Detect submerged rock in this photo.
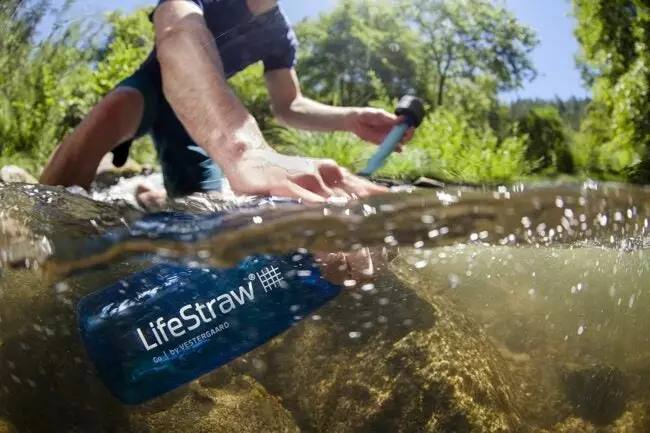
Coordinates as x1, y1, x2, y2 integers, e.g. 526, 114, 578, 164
129, 373, 299, 433
232, 272, 523, 432
0, 420, 17, 433
560, 363, 629, 426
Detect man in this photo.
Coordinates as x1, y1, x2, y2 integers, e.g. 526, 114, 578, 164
40, 0, 413, 204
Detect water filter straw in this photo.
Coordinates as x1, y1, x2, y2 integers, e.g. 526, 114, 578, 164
75, 204, 342, 405
359, 95, 426, 177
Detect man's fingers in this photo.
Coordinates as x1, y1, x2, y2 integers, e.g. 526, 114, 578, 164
317, 159, 344, 184
401, 127, 415, 143
270, 181, 327, 203
334, 168, 389, 198
290, 172, 334, 198
347, 170, 390, 194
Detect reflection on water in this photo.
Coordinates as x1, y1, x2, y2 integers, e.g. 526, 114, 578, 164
0, 179, 649, 432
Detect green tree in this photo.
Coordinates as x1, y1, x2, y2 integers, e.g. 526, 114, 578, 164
294, 0, 420, 107
0, 0, 100, 169
572, 0, 650, 179
401, 0, 539, 107
515, 106, 574, 174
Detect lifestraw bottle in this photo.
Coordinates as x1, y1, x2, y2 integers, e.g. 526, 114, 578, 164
75, 209, 343, 405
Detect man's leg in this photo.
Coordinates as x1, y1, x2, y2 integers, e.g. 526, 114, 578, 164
39, 88, 145, 189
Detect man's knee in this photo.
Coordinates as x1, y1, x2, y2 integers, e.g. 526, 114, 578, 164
91, 88, 145, 144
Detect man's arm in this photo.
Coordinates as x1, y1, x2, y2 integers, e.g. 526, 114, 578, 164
265, 68, 413, 147
265, 68, 357, 132
153, 0, 269, 166
151, 0, 388, 202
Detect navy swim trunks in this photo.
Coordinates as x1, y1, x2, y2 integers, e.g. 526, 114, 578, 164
114, 0, 298, 197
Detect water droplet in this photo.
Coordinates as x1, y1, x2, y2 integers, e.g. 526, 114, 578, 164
361, 283, 375, 292
311, 315, 322, 321
54, 283, 69, 293
577, 326, 585, 336
344, 279, 357, 288
448, 274, 461, 289
599, 214, 608, 226
384, 235, 397, 246
348, 331, 362, 339
609, 285, 616, 297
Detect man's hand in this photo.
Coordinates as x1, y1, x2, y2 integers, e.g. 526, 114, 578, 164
265, 70, 415, 151
343, 108, 415, 152
222, 147, 388, 203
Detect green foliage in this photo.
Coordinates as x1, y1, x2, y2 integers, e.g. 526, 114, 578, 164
276, 107, 532, 183
229, 62, 275, 134
294, 0, 420, 106
572, 0, 650, 181
514, 106, 574, 174
508, 97, 590, 131
0, 0, 620, 185
0, 1, 101, 167
400, 0, 538, 106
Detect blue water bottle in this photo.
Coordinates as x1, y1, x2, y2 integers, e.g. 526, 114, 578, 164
75, 207, 343, 405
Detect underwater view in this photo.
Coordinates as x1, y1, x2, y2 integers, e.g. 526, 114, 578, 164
0, 176, 649, 432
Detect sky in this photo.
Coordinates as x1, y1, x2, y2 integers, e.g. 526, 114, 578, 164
38, 0, 589, 102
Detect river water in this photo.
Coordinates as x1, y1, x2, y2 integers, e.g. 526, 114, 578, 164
0, 176, 649, 432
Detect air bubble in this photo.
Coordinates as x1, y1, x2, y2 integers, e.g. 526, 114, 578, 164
448, 274, 461, 289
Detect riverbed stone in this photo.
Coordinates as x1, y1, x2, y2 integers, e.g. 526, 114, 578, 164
0, 166, 37, 184
93, 154, 146, 189
128, 373, 300, 433
231, 272, 523, 432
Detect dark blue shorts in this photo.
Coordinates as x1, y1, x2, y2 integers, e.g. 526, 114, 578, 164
115, 59, 224, 198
